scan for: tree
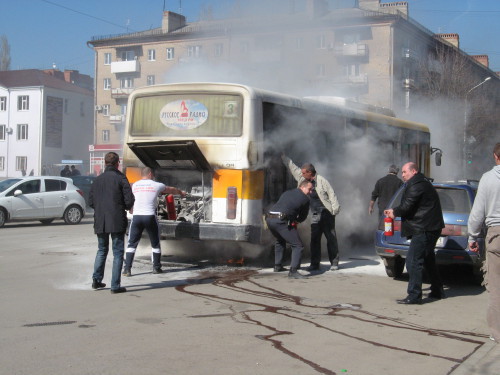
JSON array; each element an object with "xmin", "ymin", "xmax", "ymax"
[{"xmin": 0, "ymin": 35, "xmax": 11, "ymax": 71}]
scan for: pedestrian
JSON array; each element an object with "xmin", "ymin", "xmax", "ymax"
[
  {"xmin": 123, "ymin": 167, "xmax": 186, "ymax": 276},
  {"xmin": 265, "ymin": 180, "xmax": 313, "ymax": 279},
  {"xmin": 282, "ymin": 154, "xmax": 341, "ymax": 271},
  {"xmin": 468, "ymin": 142, "xmax": 500, "ymax": 343},
  {"xmin": 60, "ymin": 165, "xmax": 71, "ymax": 177},
  {"xmin": 369, "ymin": 164, "xmax": 403, "ymax": 217},
  {"xmin": 89, "ymin": 152, "xmax": 135, "ymax": 294},
  {"xmin": 384, "ymin": 162, "xmax": 445, "ymax": 305},
  {"xmin": 71, "ymin": 165, "xmax": 81, "ymax": 176}
]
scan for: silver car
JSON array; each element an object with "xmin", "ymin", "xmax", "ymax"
[{"xmin": 0, "ymin": 176, "xmax": 86, "ymax": 227}]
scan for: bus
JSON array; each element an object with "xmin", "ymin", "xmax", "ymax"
[{"xmin": 122, "ymin": 82, "xmax": 436, "ymax": 252}]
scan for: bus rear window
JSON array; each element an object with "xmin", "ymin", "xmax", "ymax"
[{"xmin": 130, "ymin": 93, "xmax": 243, "ymax": 137}]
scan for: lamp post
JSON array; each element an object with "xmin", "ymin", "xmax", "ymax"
[{"xmin": 463, "ymin": 76, "xmax": 491, "ymax": 178}]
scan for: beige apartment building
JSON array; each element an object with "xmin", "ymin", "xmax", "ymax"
[{"xmin": 87, "ymin": 0, "xmax": 498, "ymax": 173}]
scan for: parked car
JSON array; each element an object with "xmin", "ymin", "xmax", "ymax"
[
  {"xmin": 69, "ymin": 175, "xmax": 95, "ymax": 207},
  {"xmin": 375, "ymin": 181, "xmax": 485, "ymax": 283},
  {"xmin": 0, "ymin": 176, "xmax": 86, "ymax": 227}
]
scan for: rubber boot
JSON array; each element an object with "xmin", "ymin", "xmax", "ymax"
[
  {"xmin": 123, "ymin": 252, "xmax": 134, "ymax": 276},
  {"xmin": 152, "ymin": 252, "xmax": 163, "ymax": 273}
]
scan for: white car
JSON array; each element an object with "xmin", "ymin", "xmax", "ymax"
[{"xmin": 0, "ymin": 176, "xmax": 86, "ymax": 227}]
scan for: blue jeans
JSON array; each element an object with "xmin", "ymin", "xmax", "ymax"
[
  {"xmin": 406, "ymin": 230, "xmax": 443, "ymax": 300},
  {"xmin": 92, "ymin": 232, "xmax": 125, "ymax": 290}
]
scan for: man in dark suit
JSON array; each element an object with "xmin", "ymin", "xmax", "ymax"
[{"xmin": 89, "ymin": 152, "xmax": 135, "ymax": 294}]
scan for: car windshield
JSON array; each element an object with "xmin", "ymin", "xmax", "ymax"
[{"xmin": 0, "ymin": 179, "xmax": 21, "ymax": 193}]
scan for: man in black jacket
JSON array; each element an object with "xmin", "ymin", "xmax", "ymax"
[
  {"xmin": 89, "ymin": 152, "xmax": 135, "ymax": 294},
  {"xmin": 369, "ymin": 164, "xmax": 403, "ymax": 217},
  {"xmin": 384, "ymin": 162, "xmax": 444, "ymax": 305},
  {"xmin": 266, "ymin": 180, "xmax": 313, "ymax": 279}
]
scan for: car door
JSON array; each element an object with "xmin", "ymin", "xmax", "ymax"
[
  {"xmin": 8, "ymin": 179, "xmax": 44, "ymax": 219},
  {"xmin": 42, "ymin": 178, "xmax": 68, "ymax": 217}
]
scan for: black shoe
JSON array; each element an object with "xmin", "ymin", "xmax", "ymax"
[
  {"xmin": 428, "ymin": 289, "xmax": 446, "ymax": 300},
  {"xmin": 288, "ymin": 269, "xmax": 307, "ymax": 279},
  {"xmin": 153, "ymin": 268, "xmax": 163, "ymax": 274},
  {"xmin": 110, "ymin": 287, "xmax": 127, "ymax": 294},
  {"xmin": 274, "ymin": 265, "xmax": 287, "ymax": 272},
  {"xmin": 306, "ymin": 264, "xmax": 320, "ymax": 271},
  {"xmin": 122, "ymin": 268, "xmax": 131, "ymax": 277},
  {"xmin": 396, "ymin": 296, "xmax": 422, "ymax": 305},
  {"xmin": 92, "ymin": 278, "xmax": 106, "ymax": 290}
]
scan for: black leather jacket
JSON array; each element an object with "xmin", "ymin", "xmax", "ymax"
[{"xmin": 393, "ymin": 172, "xmax": 444, "ymax": 238}]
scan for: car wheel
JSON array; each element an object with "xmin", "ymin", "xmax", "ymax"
[
  {"xmin": 0, "ymin": 208, "xmax": 7, "ymax": 228},
  {"xmin": 384, "ymin": 256, "xmax": 405, "ymax": 278},
  {"xmin": 40, "ymin": 219, "xmax": 55, "ymax": 225},
  {"xmin": 64, "ymin": 205, "xmax": 83, "ymax": 225}
]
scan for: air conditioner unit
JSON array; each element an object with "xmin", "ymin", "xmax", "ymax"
[
  {"xmin": 95, "ymin": 105, "xmax": 103, "ymax": 111},
  {"xmin": 5, "ymin": 128, "xmax": 13, "ymax": 134}
]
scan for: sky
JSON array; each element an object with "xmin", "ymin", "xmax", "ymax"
[{"xmin": 0, "ymin": 0, "xmax": 499, "ymax": 77}]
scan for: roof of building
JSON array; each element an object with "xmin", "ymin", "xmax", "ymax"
[{"xmin": 0, "ymin": 69, "xmax": 93, "ymax": 96}]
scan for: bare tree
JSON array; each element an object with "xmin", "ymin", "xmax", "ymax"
[{"xmin": 0, "ymin": 35, "xmax": 11, "ymax": 71}]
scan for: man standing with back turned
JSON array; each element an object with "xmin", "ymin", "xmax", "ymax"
[
  {"xmin": 369, "ymin": 164, "xmax": 403, "ymax": 217},
  {"xmin": 89, "ymin": 152, "xmax": 135, "ymax": 294},
  {"xmin": 468, "ymin": 142, "xmax": 500, "ymax": 343},
  {"xmin": 123, "ymin": 167, "xmax": 185, "ymax": 276},
  {"xmin": 385, "ymin": 162, "xmax": 444, "ymax": 305}
]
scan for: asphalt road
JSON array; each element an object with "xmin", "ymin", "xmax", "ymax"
[{"xmin": 0, "ymin": 217, "xmax": 494, "ymax": 375}]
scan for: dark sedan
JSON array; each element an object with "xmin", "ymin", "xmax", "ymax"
[{"xmin": 69, "ymin": 175, "xmax": 95, "ymax": 207}]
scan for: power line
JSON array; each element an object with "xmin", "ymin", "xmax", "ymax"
[{"xmin": 39, "ymin": 0, "xmax": 138, "ymax": 32}]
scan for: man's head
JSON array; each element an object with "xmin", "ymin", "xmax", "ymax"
[
  {"xmin": 401, "ymin": 162, "xmax": 418, "ymax": 182},
  {"xmin": 104, "ymin": 152, "xmax": 120, "ymax": 167},
  {"xmin": 299, "ymin": 180, "xmax": 314, "ymax": 195},
  {"xmin": 389, "ymin": 164, "xmax": 399, "ymax": 174},
  {"xmin": 141, "ymin": 167, "xmax": 154, "ymax": 179},
  {"xmin": 300, "ymin": 163, "xmax": 316, "ymax": 181},
  {"xmin": 494, "ymin": 143, "xmax": 500, "ymax": 165}
]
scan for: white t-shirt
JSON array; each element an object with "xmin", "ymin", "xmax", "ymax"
[{"xmin": 131, "ymin": 179, "xmax": 166, "ymax": 215}]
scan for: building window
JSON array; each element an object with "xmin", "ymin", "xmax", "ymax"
[
  {"xmin": 187, "ymin": 45, "xmax": 202, "ymax": 58},
  {"xmin": 102, "ymin": 104, "xmax": 110, "ymax": 116},
  {"xmin": 214, "ymin": 43, "xmax": 223, "ymax": 57},
  {"xmin": 102, "ymin": 130, "xmax": 110, "ymax": 143},
  {"xmin": 64, "ymin": 99, "xmax": 68, "ymax": 114},
  {"xmin": 0, "ymin": 124, "xmax": 5, "ymax": 140},
  {"xmin": 120, "ymin": 104, "xmax": 127, "ymax": 115},
  {"xmin": 0, "ymin": 156, "xmax": 4, "ymax": 171},
  {"xmin": 0, "ymin": 96, "xmax": 6, "ymax": 111},
  {"xmin": 80, "ymin": 101, "xmax": 85, "ymax": 117},
  {"xmin": 17, "ymin": 124, "xmax": 28, "ymax": 140},
  {"xmin": 147, "ymin": 75, "xmax": 155, "ymax": 86},
  {"xmin": 16, "ymin": 156, "xmax": 27, "ymax": 172},
  {"xmin": 121, "ymin": 50, "xmax": 135, "ymax": 61},
  {"xmin": 166, "ymin": 47, "xmax": 175, "ymax": 60},
  {"xmin": 316, "ymin": 64, "xmax": 325, "ymax": 77},
  {"xmin": 344, "ymin": 63, "xmax": 360, "ymax": 77},
  {"xmin": 295, "ymin": 37, "xmax": 303, "ymax": 50},
  {"xmin": 104, "ymin": 78, "xmax": 111, "ymax": 90},
  {"xmin": 148, "ymin": 49, "xmax": 156, "ymax": 61},
  {"xmin": 104, "ymin": 53, "xmax": 112, "ymax": 65},
  {"xmin": 316, "ymin": 35, "xmax": 326, "ymax": 49},
  {"xmin": 18, "ymin": 95, "xmax": 29, "ymax": 111},
  {"xmin": 120, "ymin": 77, "xmax": 134, "ymax": 89}
]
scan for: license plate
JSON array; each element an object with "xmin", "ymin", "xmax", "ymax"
[{"xmin": 436, "ymin": 236, "xmax": 446, "ymax": 248}]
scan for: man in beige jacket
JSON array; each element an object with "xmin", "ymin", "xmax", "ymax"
[{"xmin": 282, "ymin": 155, "xmax": 341, "ymax": 271}]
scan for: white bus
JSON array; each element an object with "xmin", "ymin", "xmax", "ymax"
[{"xmin": 123, "ymin": 83, "xmax": 435, "ymax": 250}]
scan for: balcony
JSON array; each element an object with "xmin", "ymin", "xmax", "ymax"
[
  {"xmin": 109, "ymin": 115, "xmax": 125, "ymax": 124},
  {"xmin": 333, "ymin": 43, "xmax": 368, "ymax": 57},
  {"xmin": 110, "ymin": 60, "xmax": 140, "ymax": 73},
  {"xmin": 111, "ymin": 88, "xmax": 134, "ymax": 98}
]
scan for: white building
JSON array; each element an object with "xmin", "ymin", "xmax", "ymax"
[{"xmin": 0, "ymin": 70, "xmax": 93, "ymax": 177}]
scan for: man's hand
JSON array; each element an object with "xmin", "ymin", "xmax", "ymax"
[
  {"xmin": 469, "ymin": 241, "xmax": 479, "ymax": 252},
  {"xmin": 384, "ymin": 208, "xmax": 395, "ymax": 219}
]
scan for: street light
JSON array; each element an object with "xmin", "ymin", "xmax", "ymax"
[{"xmin": 463, "ymin": 76, "xmax": 491, "ymax": 177}]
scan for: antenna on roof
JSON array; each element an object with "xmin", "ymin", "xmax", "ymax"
[{"xmin": 179, "ymin": 0, "xmax": 182, "ymax": 14}]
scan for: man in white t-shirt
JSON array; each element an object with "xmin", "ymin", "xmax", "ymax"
[{"xmin": 123, "ymin": 167, "xmax": 185, "ymax": 276}]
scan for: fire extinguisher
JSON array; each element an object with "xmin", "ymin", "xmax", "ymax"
[
  {"xmin": 384, "ymin": 216, "xmax": 394, "ymax": 236},
  {"xmin": 165, "ymin": 194, "xmax": 177, "ymax": 221}
]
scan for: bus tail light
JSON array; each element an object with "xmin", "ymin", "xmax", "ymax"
[{"xmin": 226, "ymin": 186, "xmax": 237, "ymax": 219}]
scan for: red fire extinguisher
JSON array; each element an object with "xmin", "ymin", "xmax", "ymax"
[
  {"xmin": 384, "ymin": 216, "xmax": 394, "ymax": 236},
  {"xmin": 165, "ymin": 194, "xmax": 177, "ymax": 221}
]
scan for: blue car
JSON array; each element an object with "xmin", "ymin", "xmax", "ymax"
[{"xmin": 375, "ymin": 181, "xmax": 485, "ymax": 283}]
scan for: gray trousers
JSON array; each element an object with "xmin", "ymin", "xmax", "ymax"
[{"xmin": 485, "ymin": 226, "xmax": 500, "ymax": 342}]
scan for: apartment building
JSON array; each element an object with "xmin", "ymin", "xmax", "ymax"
[
  {"xmin": 0, "ymin": 69, "xmax": 94, "ymax": 177},
  {"xmin": 87, "ymin": 0, "xmax": 498, "ymax": 169}
]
